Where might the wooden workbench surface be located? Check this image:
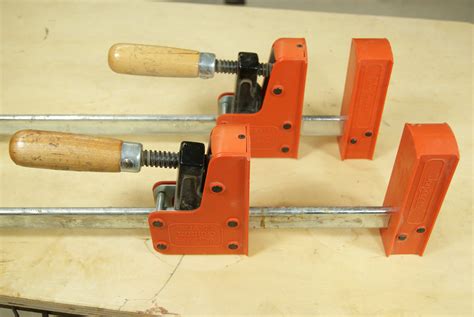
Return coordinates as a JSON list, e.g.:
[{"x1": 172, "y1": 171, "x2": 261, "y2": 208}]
[{"x1": 0, "y1": 1, "x2": 472, "y2": 316}]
